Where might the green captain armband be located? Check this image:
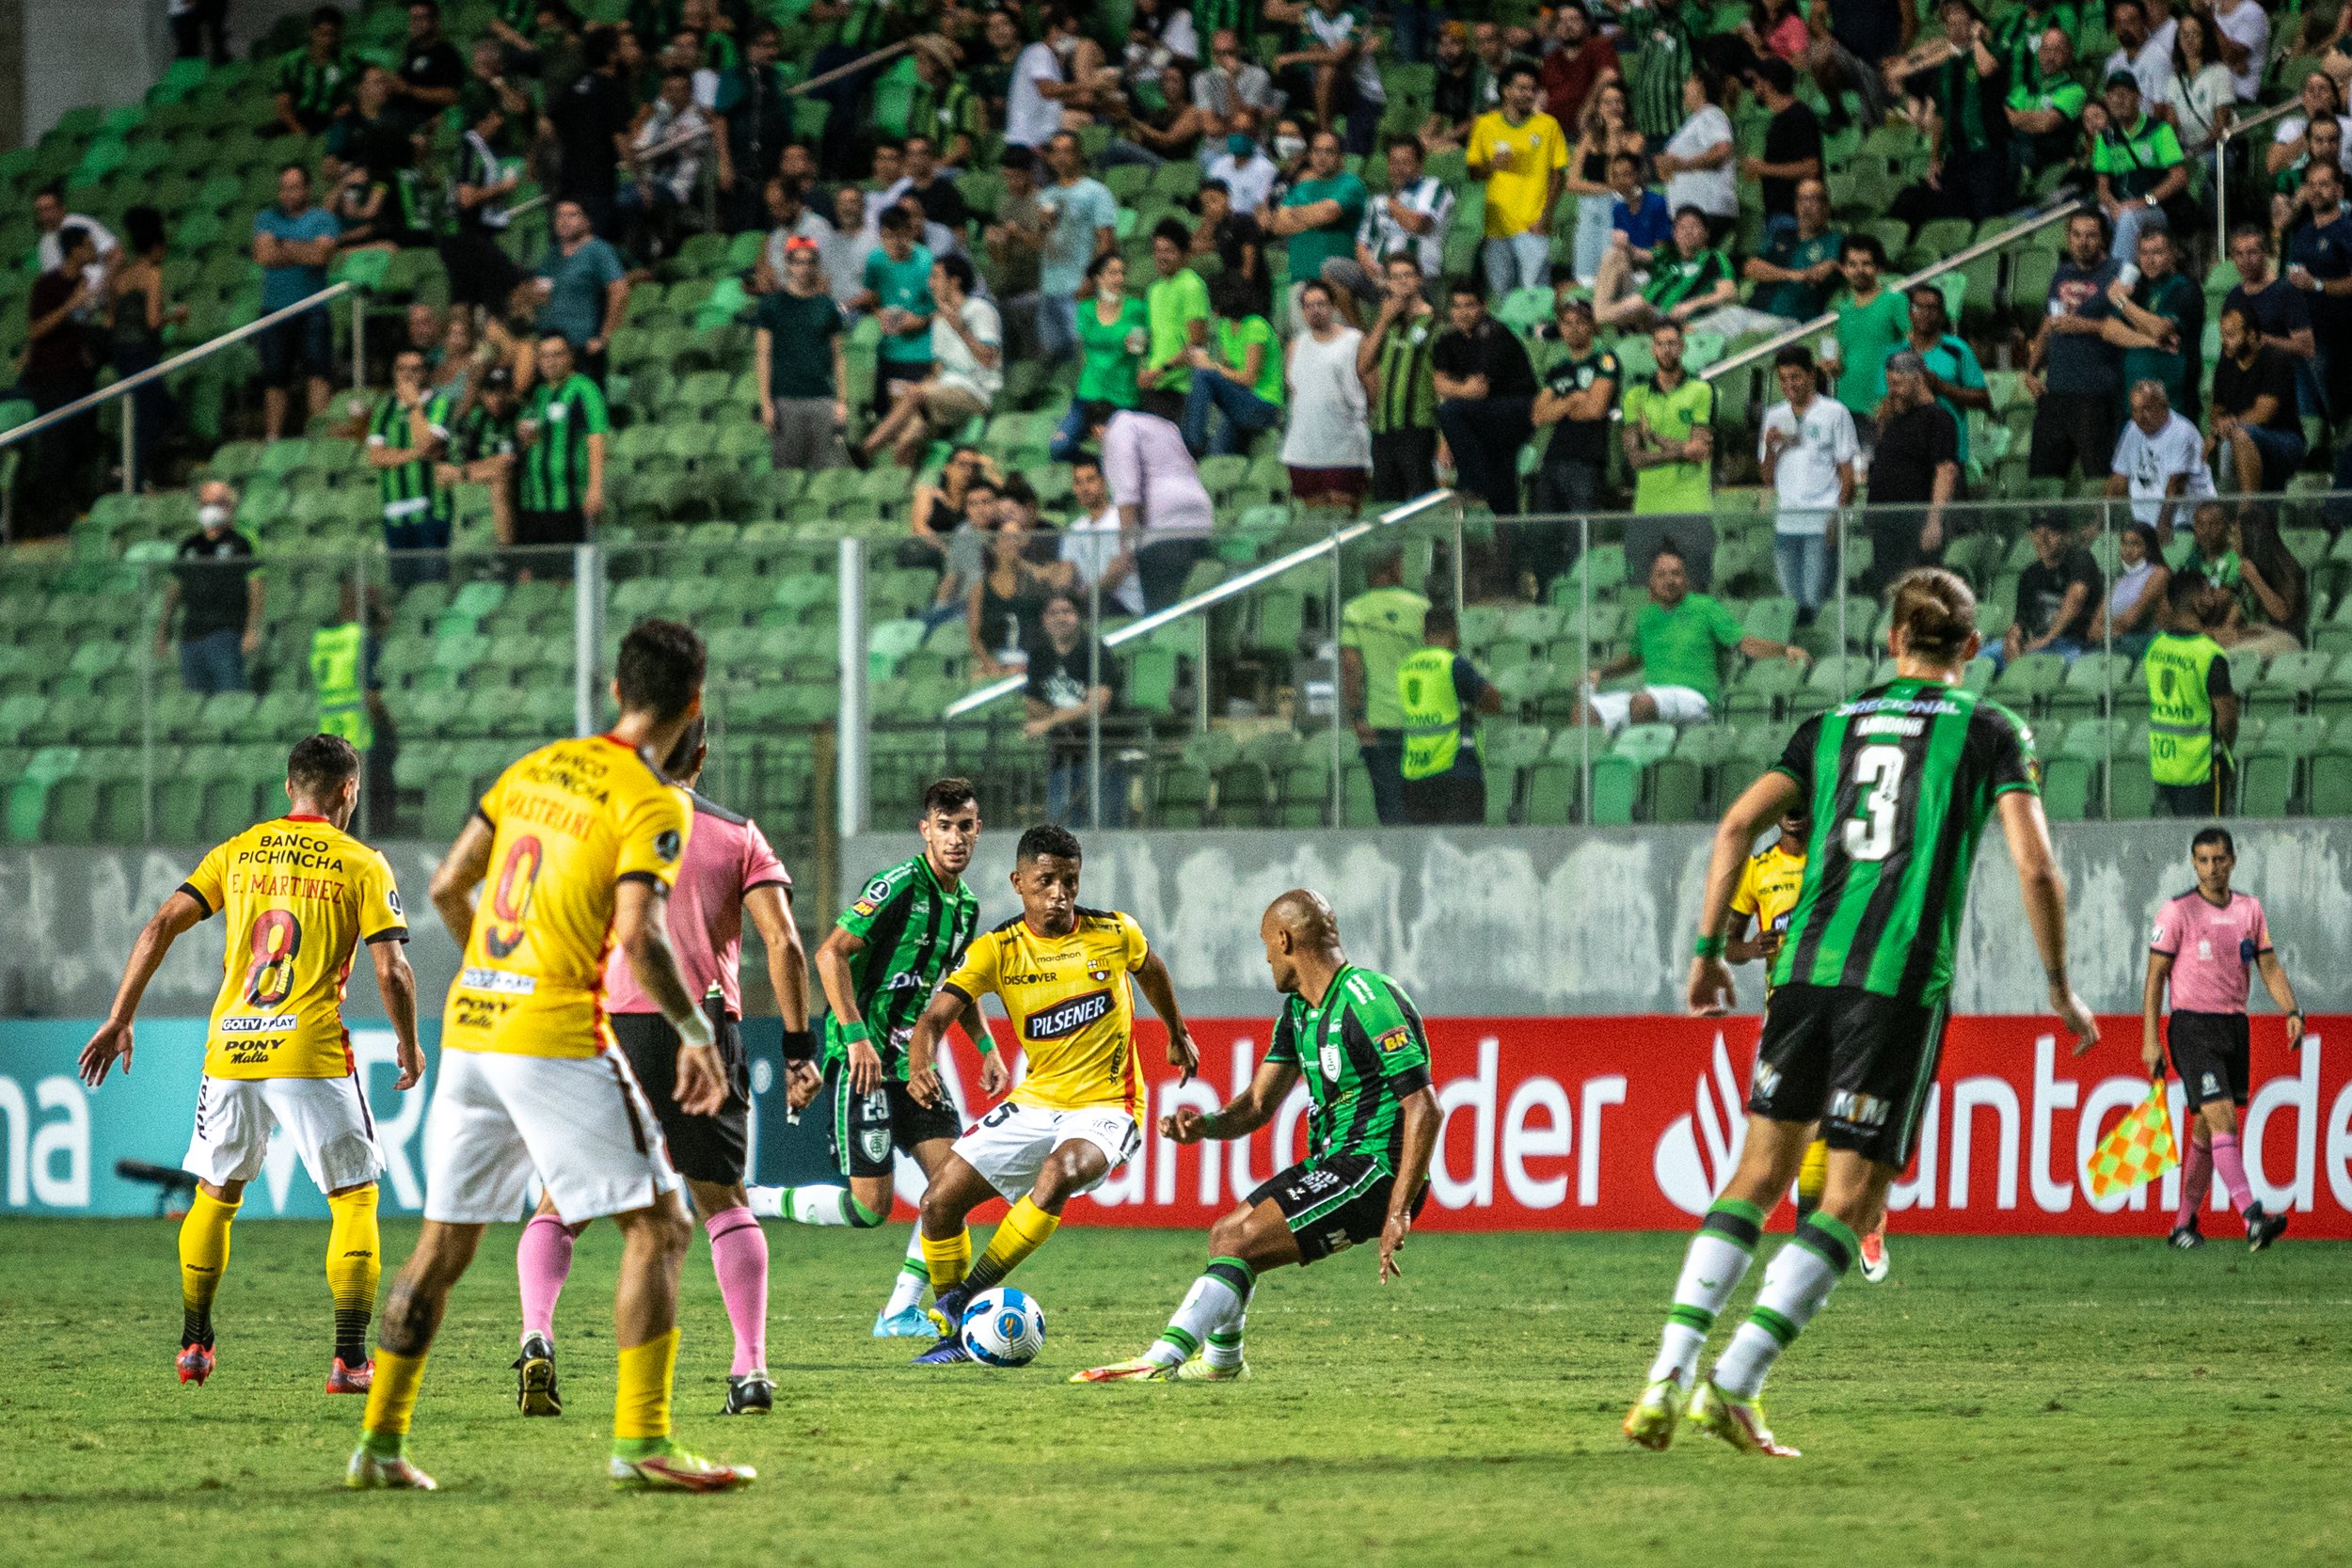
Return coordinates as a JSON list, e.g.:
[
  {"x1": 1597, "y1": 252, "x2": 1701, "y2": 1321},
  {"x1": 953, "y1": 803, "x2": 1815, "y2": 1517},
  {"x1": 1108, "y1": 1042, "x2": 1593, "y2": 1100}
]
[{"x1": 1693, "y1": 933, "x2": 1726, "y2": 959}]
